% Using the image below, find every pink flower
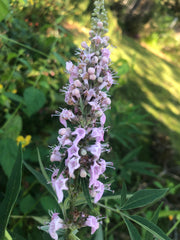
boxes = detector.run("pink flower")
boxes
[85,215,99,234]
[49,213,64,240]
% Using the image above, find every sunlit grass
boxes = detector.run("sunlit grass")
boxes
[66,10,180,155]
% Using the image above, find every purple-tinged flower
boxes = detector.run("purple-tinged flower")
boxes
[101,48,110,58]
[67,143,80,161]
[85,215,99,235]
[90,127,104,142]
[87,142,101,160]
[48,213,64,240]
[72,128,86,145]
[52,173,68,203]
[50,146,62,162]
[100,113,106,126]
[92,180,105,203]
[89,161,102,187]
[67,156,80,179]
[60,109,75,127]
[81,41,88,48]
[84,89,96,102]
[66,61,79,83]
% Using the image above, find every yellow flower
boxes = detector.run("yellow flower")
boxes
[16,135,32,148]
[0,84,3,90]
[168,215,173,221]
[12,89,17,94]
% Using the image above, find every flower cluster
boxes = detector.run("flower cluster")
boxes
[44,1,115,239]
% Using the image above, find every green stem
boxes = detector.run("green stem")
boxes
[167,218,180,236]
[96,202,121,215]
[5,230,12,240]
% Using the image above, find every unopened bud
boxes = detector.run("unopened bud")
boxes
[74,80,82,87]
[58,128,67,135]
[89,74,96,81]
[88,67,95,74]
[80,148,87,156]
[90,190,96,197]
[97,21,103,28]
[95,110,103,117]
[72,88,80,98]
[102,56,108,63]
[98,77,103,83]
[78,69,83,74]
[92,56,98,63]
[80,169,87,178]
[81,41,88,48]
[95,51,100,56]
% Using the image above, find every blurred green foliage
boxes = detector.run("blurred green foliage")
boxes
[0,0,179,239]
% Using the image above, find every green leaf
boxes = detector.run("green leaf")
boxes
[0,0,9,22]
[37,148,50,182]
[121,189,168,210]
[81,178,93,209]
[4,92,24,103]
[0,138,18,177]
[122,147,142,164]
[53,52,65,66]
[123,217,141,240]
[20,194,36,214]
[124,214,171,240]
[40,196,59,212]
[2,115,22,140]
[121,182,127,207]
[23,87,46,116]
[94,224,103,240]
[144,203,163,240]
[23,161,57,200]
[0,144,23,239]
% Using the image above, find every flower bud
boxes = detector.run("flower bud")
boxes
[90,190,96,198]
[92,56,98,63]
[97,21,103,28]
[72,88,80,98]
[95,51,100,56]
[88,67,95,74]
[80,148,87,156]
[81,41,88,48]
[80,169,87,178]
[102,56,108,63]
[89,74,96,81]
[74,80,82,87]
[98,77,103,83]
[78,69,83,74]
[95,110,103,117]
[58,128,67,135]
